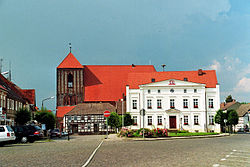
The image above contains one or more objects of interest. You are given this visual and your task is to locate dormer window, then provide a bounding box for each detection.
[151,78,155,82]
[68,73,73,88]
[184,78,188,81]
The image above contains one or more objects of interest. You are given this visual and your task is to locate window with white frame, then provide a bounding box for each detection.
[193,99,198,108]
[183,99,188,108]
[147,99,152,109]
[209,99,214,108]
[184,89,187,93]
[148,90,151,94]
[132,100,137,109]
[133,116,137,125]
[148,116,152,125]
[157,99,162,109]
[194,89,197,93]
[194,115,199,125]
[157,116,162,125]
[0,95,2,107]
[170,99,175,109]
[158,89,161,93]
[209,115,214,125]
[7,98,9,109]
[184,116,188,125]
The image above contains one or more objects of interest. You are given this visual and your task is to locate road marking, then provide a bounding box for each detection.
[229,155,250,159]
[222,158,250,163]
[213,164,220,167]
[233,149,237,152]
[220,158,226,161]
[225,155,230,158]
[82,140,104,167]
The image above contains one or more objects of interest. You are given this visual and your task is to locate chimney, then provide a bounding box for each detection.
[198,69,203,76]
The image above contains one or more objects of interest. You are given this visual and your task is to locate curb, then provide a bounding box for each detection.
[109,134,231,142]
[132,134,230,141]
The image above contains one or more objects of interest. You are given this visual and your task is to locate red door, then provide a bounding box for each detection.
[169,116,176,129]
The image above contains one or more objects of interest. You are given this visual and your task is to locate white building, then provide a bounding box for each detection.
[126,69,221,133]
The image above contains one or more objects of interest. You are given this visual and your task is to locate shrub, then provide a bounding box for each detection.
[177,130,189,133]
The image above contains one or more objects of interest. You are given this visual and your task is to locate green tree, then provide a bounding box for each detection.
[107,112,121,130]
[15,108,31,125]
[228,110,239,133]
[122,113,133,126]
[225,95,233,103]
[215,109,226,132]
[35,107,55,130]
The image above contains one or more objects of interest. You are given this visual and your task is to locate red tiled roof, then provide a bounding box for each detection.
[83,65,156,101]
[21,89,36,105]
[0,85,7,91]
[57,53,83,69]
[0,74,27,101]
[127,70,218,89]
[56,106,76,118]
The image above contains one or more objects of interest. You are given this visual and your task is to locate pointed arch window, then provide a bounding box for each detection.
[68,73,73,88]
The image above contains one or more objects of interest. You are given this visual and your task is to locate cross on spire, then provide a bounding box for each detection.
[69,43,72,53]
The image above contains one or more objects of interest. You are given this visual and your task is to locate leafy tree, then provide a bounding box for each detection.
[35,107,55,130]
[107,112,121,129]
[225,95,233,103]
[122,113,133,126]
[15,108,31,125]
[215,109,226,132]
[228,110,239,133]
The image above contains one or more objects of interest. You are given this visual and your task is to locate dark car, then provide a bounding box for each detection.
[49,129,61,138]
[12,125,44,143]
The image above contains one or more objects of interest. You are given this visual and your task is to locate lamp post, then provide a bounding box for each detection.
[121,99,124,127]
[42,96,55,109]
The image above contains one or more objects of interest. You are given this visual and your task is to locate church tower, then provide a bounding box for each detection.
[57,51,84,106]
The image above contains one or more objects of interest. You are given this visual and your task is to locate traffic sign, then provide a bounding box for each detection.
[104,110,111,118]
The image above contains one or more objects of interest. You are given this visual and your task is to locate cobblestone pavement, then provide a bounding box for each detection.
[0,135,104,167]
[1,134,249,167]
[90,134,250,167]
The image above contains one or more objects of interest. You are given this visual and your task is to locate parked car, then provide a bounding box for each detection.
[49,129,61,138]
[12,125,44,143]
[61,131,68,136]
[0,125,16,146]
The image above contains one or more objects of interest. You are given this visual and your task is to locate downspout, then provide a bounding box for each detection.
[205,91,208,132]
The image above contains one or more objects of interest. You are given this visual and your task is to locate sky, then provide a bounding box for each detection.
[0,0,250,111]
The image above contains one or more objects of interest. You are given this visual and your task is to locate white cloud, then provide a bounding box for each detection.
[207,60,221,71]
[234,77,250,92]
[187,0,231,21]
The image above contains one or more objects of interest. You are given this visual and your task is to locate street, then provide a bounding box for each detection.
[0,134,249,167]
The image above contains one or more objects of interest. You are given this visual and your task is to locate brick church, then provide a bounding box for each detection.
[56,51,156,133]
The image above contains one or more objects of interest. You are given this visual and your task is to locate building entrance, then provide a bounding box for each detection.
[169,116,177,129]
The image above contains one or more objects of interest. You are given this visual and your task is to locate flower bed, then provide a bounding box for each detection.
[118,128,168,138]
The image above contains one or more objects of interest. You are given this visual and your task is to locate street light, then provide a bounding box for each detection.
[121,99,124,128]
[42,96,55,108]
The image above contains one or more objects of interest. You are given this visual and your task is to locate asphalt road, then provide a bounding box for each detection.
[90,134,250,167]
[0,134,249,167]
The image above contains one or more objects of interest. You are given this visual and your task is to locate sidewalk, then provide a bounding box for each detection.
[106,133,231,141]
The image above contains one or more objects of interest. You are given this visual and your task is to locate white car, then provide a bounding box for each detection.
[0,125,16,146]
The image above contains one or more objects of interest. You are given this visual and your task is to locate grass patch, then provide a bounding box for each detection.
[168,132,218,137]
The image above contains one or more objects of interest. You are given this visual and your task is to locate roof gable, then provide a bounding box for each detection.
[57,53,83,69]
[140,79,206,87]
